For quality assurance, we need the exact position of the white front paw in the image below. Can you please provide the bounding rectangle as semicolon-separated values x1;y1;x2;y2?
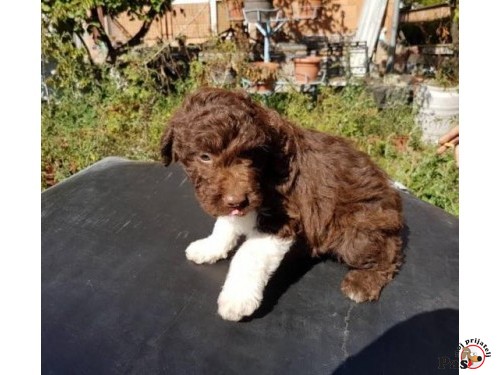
217;288;262;321
185;237;227;265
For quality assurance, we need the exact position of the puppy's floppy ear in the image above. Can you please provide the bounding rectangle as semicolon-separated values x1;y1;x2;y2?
160;125;177;166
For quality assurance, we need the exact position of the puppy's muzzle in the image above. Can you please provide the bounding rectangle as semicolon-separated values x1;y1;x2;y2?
223;194;249;209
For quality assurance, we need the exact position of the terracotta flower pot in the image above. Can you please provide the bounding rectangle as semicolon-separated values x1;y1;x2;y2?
293;56;322;84
246;61;279;93
254;82;274;93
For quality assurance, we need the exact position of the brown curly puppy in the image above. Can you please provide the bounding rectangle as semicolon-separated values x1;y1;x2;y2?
161;87;403;321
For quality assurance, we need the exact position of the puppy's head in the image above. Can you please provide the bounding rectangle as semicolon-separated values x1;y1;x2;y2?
161;88;292;217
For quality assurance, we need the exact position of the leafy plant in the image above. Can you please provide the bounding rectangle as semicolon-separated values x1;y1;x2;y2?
196;39;248;87
42;76;459;215
263;86;458;214
240;62;279;84
434;56;459;88
42;0;173;65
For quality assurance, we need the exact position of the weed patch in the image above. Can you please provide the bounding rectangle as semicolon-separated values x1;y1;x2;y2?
42;68;458;215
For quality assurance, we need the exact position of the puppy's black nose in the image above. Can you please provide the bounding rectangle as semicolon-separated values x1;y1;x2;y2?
477;356;482;361
223;194;249;209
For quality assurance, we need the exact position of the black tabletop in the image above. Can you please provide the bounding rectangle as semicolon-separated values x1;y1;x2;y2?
42;157;459;374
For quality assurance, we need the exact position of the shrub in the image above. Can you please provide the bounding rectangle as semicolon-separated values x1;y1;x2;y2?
42;55;458;215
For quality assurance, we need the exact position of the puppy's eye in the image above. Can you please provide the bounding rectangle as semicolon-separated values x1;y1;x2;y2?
199;153;212;162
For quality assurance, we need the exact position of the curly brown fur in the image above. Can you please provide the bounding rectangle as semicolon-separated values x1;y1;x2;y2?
161;87;403;303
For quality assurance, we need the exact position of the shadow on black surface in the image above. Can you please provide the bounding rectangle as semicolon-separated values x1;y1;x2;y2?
248;222;411;321
245;241;325;321
332;309;459;375
399;222;411;272
401;223;410;253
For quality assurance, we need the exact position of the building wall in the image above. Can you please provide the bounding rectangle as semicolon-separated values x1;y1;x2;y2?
272;0;395;41
167;2;212;44
108;1;214;46
106;0;396;50
108;9;166;46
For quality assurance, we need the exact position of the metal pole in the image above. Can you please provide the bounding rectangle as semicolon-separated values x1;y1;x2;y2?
264;21;271;62
253;18;271;63
386;0;400;72
209;0;217;35
255;21;271;62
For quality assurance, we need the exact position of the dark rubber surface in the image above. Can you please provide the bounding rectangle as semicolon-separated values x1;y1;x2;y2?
42;157;458;374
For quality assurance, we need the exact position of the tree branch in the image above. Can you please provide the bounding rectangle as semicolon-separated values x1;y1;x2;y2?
90;6;117;63
116;7;158;53
74;32;96;66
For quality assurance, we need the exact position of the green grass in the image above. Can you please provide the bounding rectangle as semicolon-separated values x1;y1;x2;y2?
42;81;458;216
260;87;459;215
42;77;182;186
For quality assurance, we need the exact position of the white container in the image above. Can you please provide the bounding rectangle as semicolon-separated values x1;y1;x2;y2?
415;84;459;144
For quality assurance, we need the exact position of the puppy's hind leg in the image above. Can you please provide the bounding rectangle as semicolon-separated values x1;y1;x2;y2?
338;230;402;303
